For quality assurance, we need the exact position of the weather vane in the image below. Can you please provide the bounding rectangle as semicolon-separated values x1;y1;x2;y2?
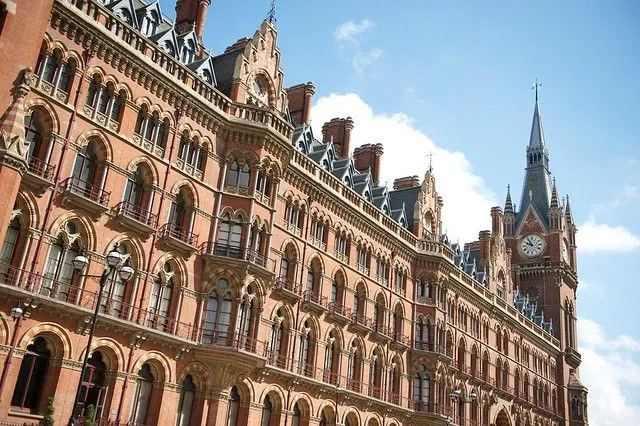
531;78;542;102
267;0;276;24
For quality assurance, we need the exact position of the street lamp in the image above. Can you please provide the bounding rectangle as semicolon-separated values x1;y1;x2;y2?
0;299;38;403
68;243;134;426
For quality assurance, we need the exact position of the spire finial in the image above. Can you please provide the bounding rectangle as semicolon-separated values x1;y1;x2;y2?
267;0;277;24
531;78;542;103
428;151;433;172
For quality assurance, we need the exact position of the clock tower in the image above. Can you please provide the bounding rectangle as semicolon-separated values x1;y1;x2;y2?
504;91;588;425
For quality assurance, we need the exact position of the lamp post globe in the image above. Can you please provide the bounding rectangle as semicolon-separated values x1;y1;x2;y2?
72;253;89;271
105;245;122;267
118;260;134;281
9;306;23;320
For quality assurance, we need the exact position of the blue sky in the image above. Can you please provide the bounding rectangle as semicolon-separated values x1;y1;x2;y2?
160;1;640;422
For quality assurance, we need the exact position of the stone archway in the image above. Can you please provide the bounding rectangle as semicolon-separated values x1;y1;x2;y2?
495;409;511;426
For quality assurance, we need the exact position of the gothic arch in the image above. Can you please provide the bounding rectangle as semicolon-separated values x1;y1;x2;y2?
495;408;512;426
178;360;211;391
257;384;286;409
74;129;114;163
169;179;200;208
17;322;72;359
24;98;60;135
131;351;172;382
126;155;160;187
85;337;126;371
15;191;40;229
103;235;146;270
47;213;97;252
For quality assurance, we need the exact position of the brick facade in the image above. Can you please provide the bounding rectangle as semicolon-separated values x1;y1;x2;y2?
0;1;587;426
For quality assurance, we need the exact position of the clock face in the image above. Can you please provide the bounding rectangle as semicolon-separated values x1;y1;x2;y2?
519;234;545;258
562;240;570;263
252;76;268;101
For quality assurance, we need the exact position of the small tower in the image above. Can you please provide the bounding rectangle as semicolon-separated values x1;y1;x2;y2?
503;185;515;236
549;178;563;230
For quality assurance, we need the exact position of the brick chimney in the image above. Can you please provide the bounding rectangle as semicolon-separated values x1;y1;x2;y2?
286;82;315;125
393;175;420;190
353;143;384;185
176;0;211;41
478;230;492;261
321;117;354;158
491;206;504;237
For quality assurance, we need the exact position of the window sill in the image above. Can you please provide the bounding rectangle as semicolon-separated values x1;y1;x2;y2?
8;409;44;420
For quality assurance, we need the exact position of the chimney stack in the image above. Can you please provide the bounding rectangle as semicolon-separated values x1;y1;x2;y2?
353;143;384;185
176;0;212;41
479;230;492;261
286;82;315;125
393;175;420;190
491;207;504;237
321;117;354;158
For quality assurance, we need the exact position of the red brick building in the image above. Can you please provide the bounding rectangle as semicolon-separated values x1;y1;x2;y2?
0;1;588;425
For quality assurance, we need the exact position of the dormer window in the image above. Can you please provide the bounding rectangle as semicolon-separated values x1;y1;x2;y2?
164;41;175;56
142;11;159;36
181;40;196;64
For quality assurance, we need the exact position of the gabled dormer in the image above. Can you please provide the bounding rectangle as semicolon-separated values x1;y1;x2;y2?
187;55;217;85
135;0;163;36
150;27;180;59
107;0;139;29
177;29;199;64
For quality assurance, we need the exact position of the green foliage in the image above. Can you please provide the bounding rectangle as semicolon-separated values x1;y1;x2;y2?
43;396;55;426
85;404;96;426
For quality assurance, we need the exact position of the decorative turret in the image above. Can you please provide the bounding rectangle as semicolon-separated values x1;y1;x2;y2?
549;178;563;230
504;185;515;236
565;195;574;226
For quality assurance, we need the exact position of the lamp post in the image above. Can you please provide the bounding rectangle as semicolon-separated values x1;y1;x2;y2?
67;244;134;426
448;388;478;426
0;299;38;402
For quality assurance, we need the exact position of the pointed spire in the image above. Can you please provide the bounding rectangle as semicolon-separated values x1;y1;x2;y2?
504;185;514;214
0;68;33;174
529;97;546;150
550;178;559;209
565;195;574;224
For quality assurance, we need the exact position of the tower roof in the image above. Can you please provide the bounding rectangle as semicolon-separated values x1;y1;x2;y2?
550;178;559;209
529;98;546;150
504;185;514;214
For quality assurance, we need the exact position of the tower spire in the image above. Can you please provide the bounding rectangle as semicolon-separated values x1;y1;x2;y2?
504;185;514;214
529;79;546;150
550;178;559;209
565;195;574;225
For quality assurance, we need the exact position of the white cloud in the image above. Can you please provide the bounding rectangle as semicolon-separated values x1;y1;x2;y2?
577;220;640;254
352;48;383;73
579;318;640;425
334;19;374;42
311;93;497;243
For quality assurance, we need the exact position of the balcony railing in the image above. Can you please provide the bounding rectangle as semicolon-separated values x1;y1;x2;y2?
27;155;56;181
200;242;275;271
62;176;110;206
115;201;158;228
159;223;198;246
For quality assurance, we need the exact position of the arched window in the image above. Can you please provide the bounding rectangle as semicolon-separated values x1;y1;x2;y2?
482;352;490;381
255;170;272;202
36;50;74;94
260;395;273;426
305;258;322;303
415;317;429;350
135;107;167;153
227;386;240;426
42;226;81;301
353;284;366;320
130;363;154;424
149;262;175;331
83;352;107;419
225;161;251;193
71;139;107;201
202;278;233;345
11;337;50;411
471;346;479;377
142;11;159;36
176;374;196;426
102;243;129;316
413;364;430;412
347;341;362;392
0;216;21;275
123;164;154;221
458;339;466;371
299;320;315;377
369;351;383;399
248;223;267;259
167;187;196;243
269;309;288;367
216;214;242;258
291;402;301;426
324;331;340;385
278;245;297;286
389;360;401;404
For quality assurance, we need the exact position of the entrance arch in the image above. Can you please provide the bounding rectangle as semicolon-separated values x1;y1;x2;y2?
495;409;511;426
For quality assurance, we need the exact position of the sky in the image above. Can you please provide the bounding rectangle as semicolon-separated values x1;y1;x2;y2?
159;1;640;423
